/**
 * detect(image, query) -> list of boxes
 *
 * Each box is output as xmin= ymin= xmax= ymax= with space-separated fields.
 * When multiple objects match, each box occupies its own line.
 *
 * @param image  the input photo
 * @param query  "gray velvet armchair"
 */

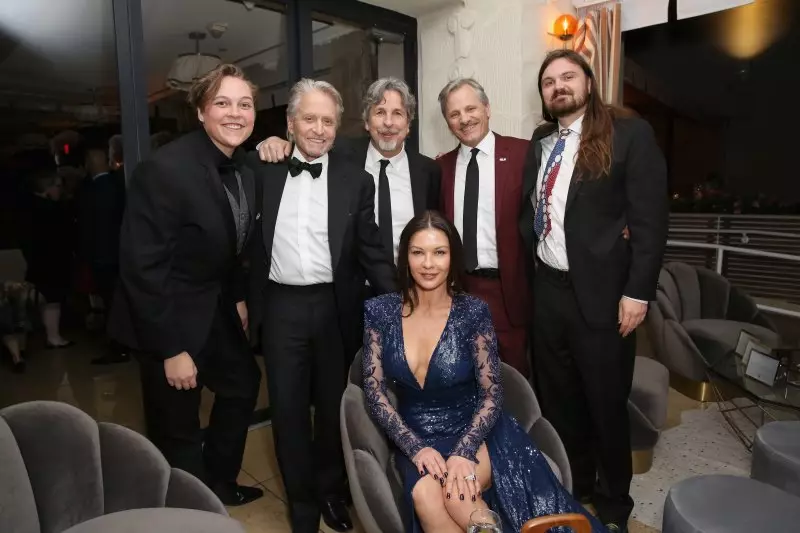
xmin=343 ymin=350 xmax=572 ymax=533
xmin=0 ymin=401 xmax=244 ymax=533
xmin=645 ymin=261 xmax=780 ymax=400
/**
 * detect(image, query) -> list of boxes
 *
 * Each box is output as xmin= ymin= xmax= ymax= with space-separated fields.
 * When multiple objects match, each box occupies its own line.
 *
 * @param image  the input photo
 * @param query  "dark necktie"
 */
xmin=463 ymin=147 xmax=480 ymax=272
xmin=377 ymin=159 xmax=394 ymax=263
xmin=219 ymin=162 xmax=239 ymax=202
xmin=288 ymin=157 xmax=323 ymax=179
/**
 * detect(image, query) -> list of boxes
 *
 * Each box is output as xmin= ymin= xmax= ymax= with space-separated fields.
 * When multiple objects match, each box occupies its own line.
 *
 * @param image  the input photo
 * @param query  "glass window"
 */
xmin=142 ymin=0 xmax=289 ymax=151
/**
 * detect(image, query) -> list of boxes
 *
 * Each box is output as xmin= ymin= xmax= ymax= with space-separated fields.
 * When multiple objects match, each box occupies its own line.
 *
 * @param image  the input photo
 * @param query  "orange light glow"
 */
xmin=553 ymin=14 xmax=578 ymax=39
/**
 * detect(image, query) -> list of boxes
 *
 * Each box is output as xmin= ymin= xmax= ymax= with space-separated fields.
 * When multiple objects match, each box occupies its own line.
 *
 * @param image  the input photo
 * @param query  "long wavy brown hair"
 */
xmin=538 ymin=49 xmax=628 ymax=180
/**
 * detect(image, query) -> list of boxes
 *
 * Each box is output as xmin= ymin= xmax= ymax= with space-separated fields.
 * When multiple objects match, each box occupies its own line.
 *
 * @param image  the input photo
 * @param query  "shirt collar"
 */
xmin=558 ymin=114 xmax=584 ymax=136
xmin=91 ymin=172 xmax=109 ymax=181
xmin=292 ymin=146 xmax=329 ymax=166
xmin=199 ymin=129 xmax=241 ymax=169
xmin=459 ymin=131 xmax=495 ymax=159
xmin=366 ymin=140 xmax=407 ymax=168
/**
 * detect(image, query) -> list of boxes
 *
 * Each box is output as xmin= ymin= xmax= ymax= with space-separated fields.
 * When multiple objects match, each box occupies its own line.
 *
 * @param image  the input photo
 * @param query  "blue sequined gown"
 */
xmin=363 ymin=293 xmax=607 ymax=533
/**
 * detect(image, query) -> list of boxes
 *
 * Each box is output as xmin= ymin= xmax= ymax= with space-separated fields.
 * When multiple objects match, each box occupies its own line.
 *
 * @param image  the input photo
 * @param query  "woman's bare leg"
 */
xmin=412 ymin=476 xmax=463 ymax=533
xmin=444 ymin=443 xmax=494 ymax=528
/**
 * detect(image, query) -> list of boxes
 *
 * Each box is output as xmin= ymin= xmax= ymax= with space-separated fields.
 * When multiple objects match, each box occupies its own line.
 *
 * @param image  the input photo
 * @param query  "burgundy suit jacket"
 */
xmin=438 ymin=132 xmax=530 ymax=327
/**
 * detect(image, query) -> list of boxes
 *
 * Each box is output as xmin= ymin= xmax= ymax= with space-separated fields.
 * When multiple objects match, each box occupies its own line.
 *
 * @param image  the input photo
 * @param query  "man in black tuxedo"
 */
xmin=110 ymin=64 xmax=263 ymax=506
xmin=519 ymin=50 xmax=668 ymax=533
xmin=257 ymin=77 xmax=440 ymax=265
xmin=247 ymin=79 xmax=396 ymax=533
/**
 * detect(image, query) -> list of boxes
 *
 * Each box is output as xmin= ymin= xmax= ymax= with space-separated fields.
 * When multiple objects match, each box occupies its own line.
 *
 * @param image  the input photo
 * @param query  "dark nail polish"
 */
xmin=444 ymin=472 xmax=448 ymax=478
xmin=419 ymin=470 xmax=424 ymax=475
xmin=460 ymin=494 xmax=464 ymax=501
xmin=434 ymin=474 xmax=438 ymax=480
xmin=472 ymin=495 xmax=476 ymax=502
xmin=440 ymin=479 xmax=445 ymax=486
xmin=446 ymin=493 xmax=451 ymax=499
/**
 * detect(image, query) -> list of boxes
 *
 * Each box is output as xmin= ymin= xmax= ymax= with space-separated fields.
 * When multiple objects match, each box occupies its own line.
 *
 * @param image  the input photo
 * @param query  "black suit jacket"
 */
xmin=109 ymin=130 xmax=255 ymax=361
xmin=246 ymin=149 xmax=397 ymax=357
xmin=77 ymin=169 xmax=126 ymax=267
xmin=519 ymin=117 xmax=668 ymax=328
xmin=334 ymin=136 xmax=441 ymax=215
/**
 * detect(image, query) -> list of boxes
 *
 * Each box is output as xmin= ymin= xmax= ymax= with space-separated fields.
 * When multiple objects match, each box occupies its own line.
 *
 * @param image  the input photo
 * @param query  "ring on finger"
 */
xmin=464 ymin=473 xmax=477 ymax=482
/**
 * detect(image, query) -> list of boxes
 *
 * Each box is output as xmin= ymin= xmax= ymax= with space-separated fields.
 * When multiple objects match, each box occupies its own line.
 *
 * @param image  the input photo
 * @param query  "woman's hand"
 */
xmin=445 ymin=455 xmax=480 ymax=503
xmin=411 ymin=447 xmax=448 ymax=485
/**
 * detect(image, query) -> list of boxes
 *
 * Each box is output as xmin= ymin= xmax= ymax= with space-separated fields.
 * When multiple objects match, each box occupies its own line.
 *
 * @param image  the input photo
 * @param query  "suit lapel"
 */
xmin=327 ymin=155 xmax=350 ymax=271
xmin=407 ymin=151 xmax=427 ymax=216
xmin=439 ymin=149 xmax=458 ymax=221
xmin=493 ymin=133 xmax=510 ymax=230
xmin=199 ymin=163 xmax=237 ymax=257
xmin=260 ymin=162 xmax=289 ymax=262
xmin=565 ymin=166 xmax=584 ymax=213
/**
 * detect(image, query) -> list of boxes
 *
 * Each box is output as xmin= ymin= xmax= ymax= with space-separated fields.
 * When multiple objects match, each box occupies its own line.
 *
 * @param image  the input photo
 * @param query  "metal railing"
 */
xmin=665 ymin=214 xmax=800 ymax=316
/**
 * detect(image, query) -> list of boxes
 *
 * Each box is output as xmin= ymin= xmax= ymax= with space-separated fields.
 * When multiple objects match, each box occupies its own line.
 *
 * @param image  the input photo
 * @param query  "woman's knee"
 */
xmin=412 ymin=477 xmax=446 ymax=517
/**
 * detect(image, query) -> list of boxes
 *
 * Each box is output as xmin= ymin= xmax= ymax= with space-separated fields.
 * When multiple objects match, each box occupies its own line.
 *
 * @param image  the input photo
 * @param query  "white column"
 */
xmin=416 ymin=0 xmax=576 ymax=157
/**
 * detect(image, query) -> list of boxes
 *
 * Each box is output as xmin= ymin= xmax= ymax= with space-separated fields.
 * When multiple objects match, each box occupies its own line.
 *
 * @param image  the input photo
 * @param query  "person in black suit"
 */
xmin=246 ymin=79 xmax=396 ymax=533
xmin=519 ymin=50 xmax=668 ymax=533
xmin=256 ymin=77 xmax=441 ymax=265
xmin=78 ymin=147 xmax=128 ymax=364
xmin=109 ymin=64 xmax=263 ymax=506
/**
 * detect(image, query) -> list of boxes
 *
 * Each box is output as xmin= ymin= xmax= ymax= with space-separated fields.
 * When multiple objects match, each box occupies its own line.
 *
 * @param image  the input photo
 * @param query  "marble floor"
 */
xmin=0 ymin=328 xmax=708 ymax=533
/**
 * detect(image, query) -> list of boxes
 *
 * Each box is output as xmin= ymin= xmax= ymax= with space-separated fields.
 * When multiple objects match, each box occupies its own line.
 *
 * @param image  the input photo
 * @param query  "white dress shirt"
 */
xmin=454 ymin=131 xmax=499 ymax=269
xmin=534 ymin=116 xmax=645 ymax=304
xmin=364 ymin=142 xmax=415 ymax=264
xmin=270 ymin=148 xmax=333 ymax=285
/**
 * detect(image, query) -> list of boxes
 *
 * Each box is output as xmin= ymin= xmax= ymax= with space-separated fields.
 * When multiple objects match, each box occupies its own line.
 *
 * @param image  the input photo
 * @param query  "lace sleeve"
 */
xmin=362 ymin=305 xmax=425 ymax=460
xmin=450 ymin=300 xmax=503 ymax=463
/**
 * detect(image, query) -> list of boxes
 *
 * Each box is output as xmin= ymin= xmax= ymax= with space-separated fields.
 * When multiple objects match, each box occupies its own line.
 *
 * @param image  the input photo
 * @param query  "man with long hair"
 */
xmin=520 ymin=49 xmax=668 ymax=532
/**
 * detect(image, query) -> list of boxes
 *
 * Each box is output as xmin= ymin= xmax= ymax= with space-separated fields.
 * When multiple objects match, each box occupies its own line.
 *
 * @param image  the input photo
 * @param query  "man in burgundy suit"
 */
xmin=436 ymin=78 xmax=531 ymax=376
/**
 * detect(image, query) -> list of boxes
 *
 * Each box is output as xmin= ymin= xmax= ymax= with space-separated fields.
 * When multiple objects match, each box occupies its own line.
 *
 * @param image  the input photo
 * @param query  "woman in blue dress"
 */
xmin=363 ymin=210 xmax=607 ymax=533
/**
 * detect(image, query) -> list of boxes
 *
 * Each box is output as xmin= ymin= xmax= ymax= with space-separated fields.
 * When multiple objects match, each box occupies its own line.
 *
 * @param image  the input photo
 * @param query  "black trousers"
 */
xmin=139 ymin=305 xmax=260 ymax=486
xmin=532 ymin=263 xmax=635 ymax=526
xmin=261 ymin=281 xmax=347 ymax=533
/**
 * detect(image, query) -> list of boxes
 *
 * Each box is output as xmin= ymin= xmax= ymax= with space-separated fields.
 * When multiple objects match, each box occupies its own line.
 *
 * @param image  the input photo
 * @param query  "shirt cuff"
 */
xmin=255 ymin=140 xmax=264 ymax=151
xmin=623 ymin=295 xmax=648 ymax=305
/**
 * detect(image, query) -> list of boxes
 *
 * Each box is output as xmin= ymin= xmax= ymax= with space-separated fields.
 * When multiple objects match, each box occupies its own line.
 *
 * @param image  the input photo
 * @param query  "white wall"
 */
xmin=415 ymin=0 xmax=575 ymax=157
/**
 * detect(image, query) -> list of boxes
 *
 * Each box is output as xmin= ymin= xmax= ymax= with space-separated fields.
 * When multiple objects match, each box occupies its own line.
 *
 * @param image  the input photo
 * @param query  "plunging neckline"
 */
xmin=399 ymin=295 xmax=456 ymax=390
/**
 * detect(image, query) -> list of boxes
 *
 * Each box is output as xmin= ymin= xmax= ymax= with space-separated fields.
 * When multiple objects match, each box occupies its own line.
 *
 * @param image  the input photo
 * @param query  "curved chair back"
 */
xmin=0 ymin=401 xmax=226 ymax=533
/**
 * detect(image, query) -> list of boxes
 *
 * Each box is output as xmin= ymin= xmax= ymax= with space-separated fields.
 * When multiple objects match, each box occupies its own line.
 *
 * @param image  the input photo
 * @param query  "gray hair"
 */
xmin=361 ymin=77 xmax=417 ymax=123
xmin=286 ymin=78 xmax=344 ymax=129
xmin=437 ymin=78 xmax=490 ymax=117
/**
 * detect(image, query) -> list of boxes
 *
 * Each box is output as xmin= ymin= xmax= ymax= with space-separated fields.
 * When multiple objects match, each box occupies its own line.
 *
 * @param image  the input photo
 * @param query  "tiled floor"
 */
xmin=1 ymin=328 xmax=701 ymax=532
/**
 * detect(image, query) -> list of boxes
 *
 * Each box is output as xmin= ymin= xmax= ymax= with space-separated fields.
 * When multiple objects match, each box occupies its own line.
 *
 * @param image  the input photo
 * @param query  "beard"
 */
xmin=546 ymin=89 xmax=588 ymax=118
xmin=376 ymin=138 xmax=399 ymax=152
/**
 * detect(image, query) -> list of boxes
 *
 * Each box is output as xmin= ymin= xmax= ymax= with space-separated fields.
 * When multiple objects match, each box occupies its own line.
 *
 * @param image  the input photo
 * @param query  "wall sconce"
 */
xmin=550 ymin=14 xmax=578 ymax=47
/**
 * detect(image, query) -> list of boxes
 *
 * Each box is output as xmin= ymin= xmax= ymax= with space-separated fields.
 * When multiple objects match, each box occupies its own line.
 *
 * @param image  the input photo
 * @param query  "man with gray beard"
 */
xmin=258 ymin=77 xmax=440 ymax=265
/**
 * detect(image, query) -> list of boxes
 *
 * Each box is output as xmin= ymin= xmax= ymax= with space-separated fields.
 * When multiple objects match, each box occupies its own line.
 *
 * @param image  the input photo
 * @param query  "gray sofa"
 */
xmin=0 ymin=401 xmax=244 ymax=533
xmin=645 ymin=262 xmax=780 ymax=400
xmin=343 ymin=351 xmax=571 ymax=533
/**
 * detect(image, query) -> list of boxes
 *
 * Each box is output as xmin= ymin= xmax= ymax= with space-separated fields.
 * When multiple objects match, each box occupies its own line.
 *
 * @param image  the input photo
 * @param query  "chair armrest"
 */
xmin=521 ymin=513 xmax=591 ymax=533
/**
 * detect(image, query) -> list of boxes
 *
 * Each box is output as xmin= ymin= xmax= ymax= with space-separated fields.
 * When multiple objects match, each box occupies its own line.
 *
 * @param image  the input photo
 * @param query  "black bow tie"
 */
xmin=288 ymin=157 xmax=323 ymax=179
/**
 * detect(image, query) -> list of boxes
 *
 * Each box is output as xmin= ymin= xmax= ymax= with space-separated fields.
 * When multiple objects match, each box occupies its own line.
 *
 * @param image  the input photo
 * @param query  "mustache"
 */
xmin=552 ymin=89 xmax=573 ymax=100
xmin=459 ymin=120 xmax=479 ymax=130
xmin=377 ymin=128 xmax=400 ymax=135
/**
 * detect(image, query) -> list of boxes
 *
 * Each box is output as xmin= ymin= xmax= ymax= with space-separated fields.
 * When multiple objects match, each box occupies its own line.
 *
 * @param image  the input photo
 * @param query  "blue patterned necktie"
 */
xmin=534 ymin=129 xmax=570 ymax=240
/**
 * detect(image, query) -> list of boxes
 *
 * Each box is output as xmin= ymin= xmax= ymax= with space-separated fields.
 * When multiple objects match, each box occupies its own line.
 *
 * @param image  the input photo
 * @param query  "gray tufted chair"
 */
xmin=342 ymin=350 xmax=571 ymax=533
xmin=0 ymin=401 xmax=244 ymax=533
xmin=645 ymin=261 xmax=780 ymax=398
